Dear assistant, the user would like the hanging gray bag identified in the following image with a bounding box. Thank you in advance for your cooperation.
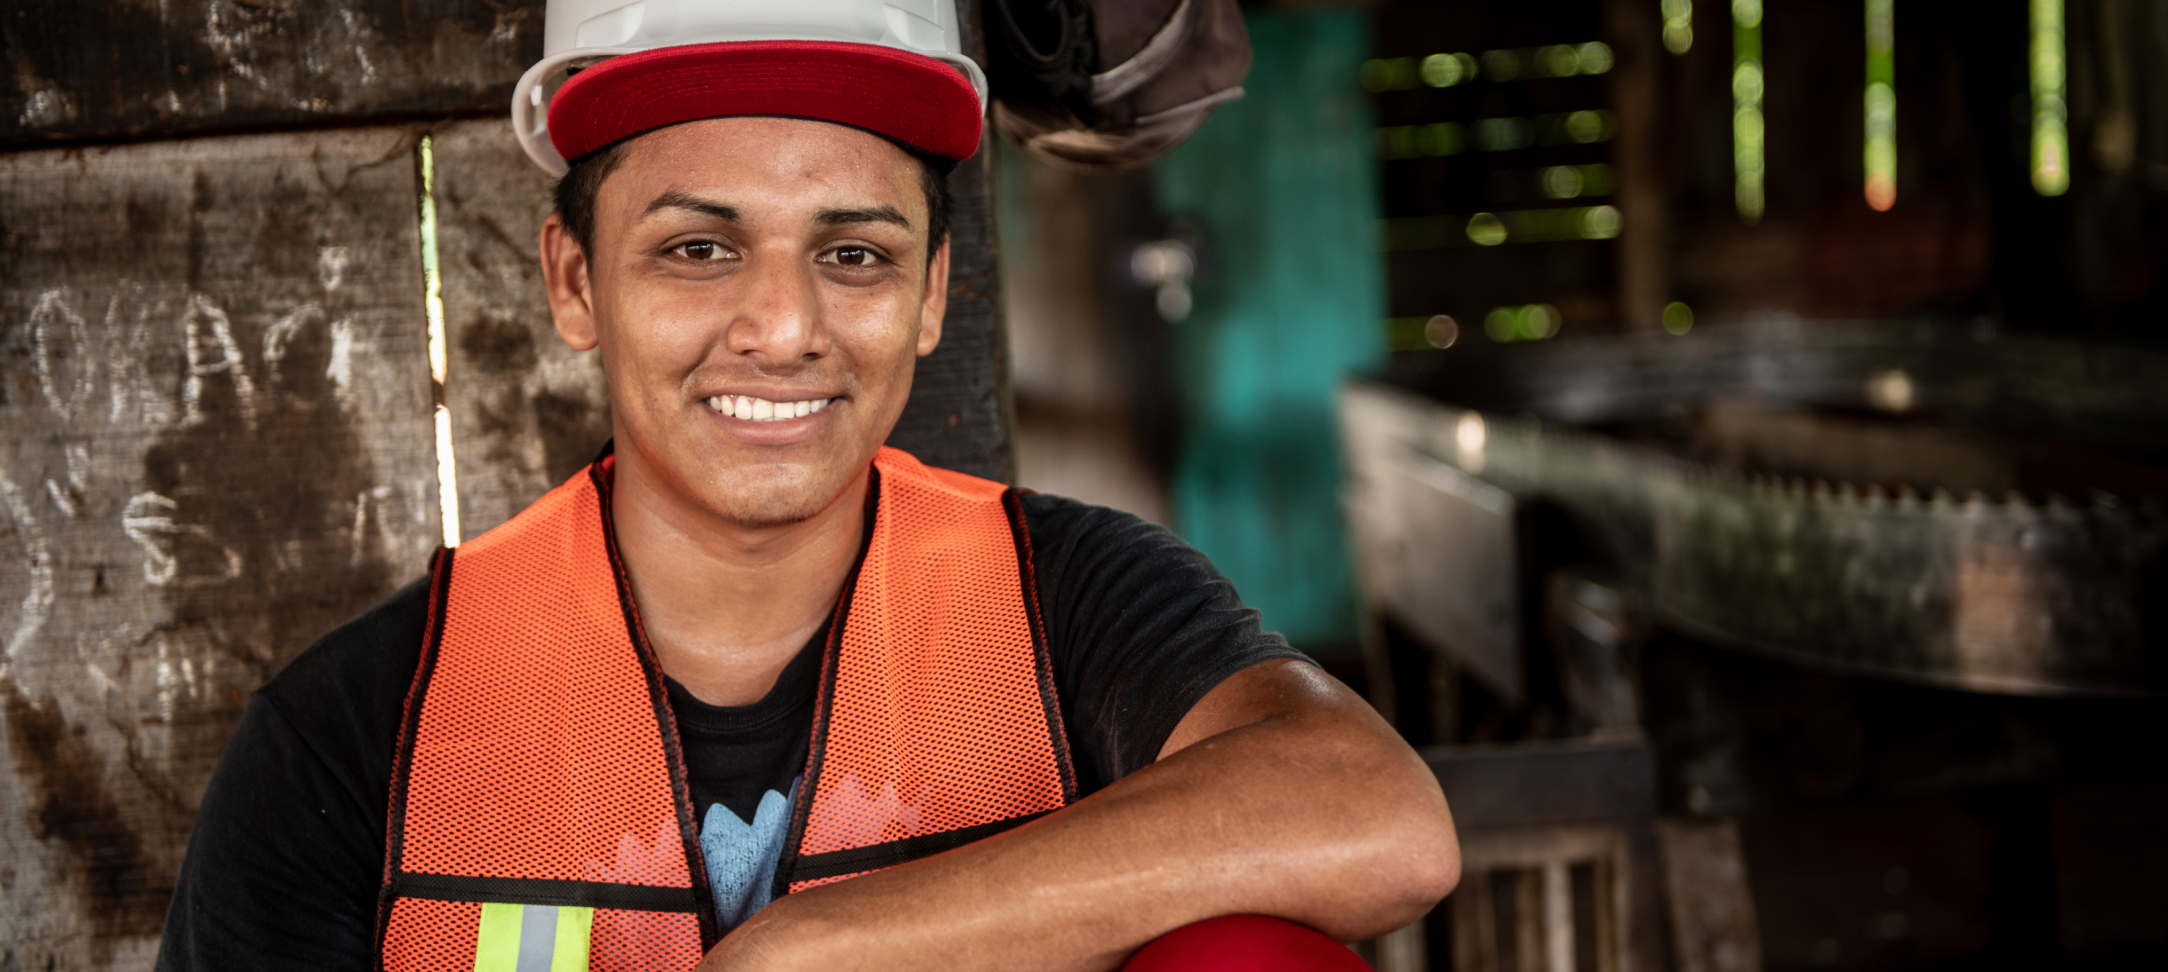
[985,0,1251,168]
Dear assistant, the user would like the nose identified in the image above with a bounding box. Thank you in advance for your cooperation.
[724,250,828,366]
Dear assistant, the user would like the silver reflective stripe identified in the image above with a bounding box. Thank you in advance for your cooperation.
[516,904,560,972]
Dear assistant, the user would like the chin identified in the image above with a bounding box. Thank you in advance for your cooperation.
[709,493,826,528]
[702,462,849,528]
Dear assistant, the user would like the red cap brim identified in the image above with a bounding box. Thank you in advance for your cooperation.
[547,41,983,166]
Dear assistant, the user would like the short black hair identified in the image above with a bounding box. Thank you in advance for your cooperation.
[551,132,953,265]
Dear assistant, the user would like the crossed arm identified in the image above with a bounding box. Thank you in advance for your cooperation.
[701,659,1462,971]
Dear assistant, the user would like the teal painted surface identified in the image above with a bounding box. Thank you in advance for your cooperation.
[1154,10,1385,647]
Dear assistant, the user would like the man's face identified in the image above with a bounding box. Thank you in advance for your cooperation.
[542,117,947,527]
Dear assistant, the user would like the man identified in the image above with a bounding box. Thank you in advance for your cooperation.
[158,9,1458,970]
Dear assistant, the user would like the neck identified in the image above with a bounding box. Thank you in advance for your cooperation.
[607,447,870,708]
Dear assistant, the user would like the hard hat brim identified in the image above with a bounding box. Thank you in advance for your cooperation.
[546,40,984,169]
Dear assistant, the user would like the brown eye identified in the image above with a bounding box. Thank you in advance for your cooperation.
[679,242,723,260]
[833,247,872,266]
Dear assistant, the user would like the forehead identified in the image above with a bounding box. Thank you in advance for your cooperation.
[600,116,924,216]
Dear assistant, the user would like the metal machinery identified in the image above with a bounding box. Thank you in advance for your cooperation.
[1341,321,2168,972]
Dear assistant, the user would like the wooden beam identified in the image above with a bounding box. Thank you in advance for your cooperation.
[0,0,546,147]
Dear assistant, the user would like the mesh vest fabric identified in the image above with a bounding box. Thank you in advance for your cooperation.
[379,448,1072,968]
[783,448,1076,891]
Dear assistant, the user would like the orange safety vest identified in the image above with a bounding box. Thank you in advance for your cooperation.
[376,447,1077,970]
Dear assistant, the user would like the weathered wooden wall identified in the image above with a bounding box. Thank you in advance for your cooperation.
[0,128,442,965]
[431,119,613,537]
[0,0,546,147]
[1,2,1011,965]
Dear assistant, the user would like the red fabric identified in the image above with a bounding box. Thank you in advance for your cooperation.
[1122,916,1373,972]
[548,40,983,164]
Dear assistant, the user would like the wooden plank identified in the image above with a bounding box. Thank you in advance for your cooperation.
[1423,739,1658,830]
[0,127,440,966]
[429,119,610,539]
[0,0,544,147]
[1601,0,1671,332]
[1656,818,1766,972]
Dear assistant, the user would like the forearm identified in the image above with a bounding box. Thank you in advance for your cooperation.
[706,665,1460,971]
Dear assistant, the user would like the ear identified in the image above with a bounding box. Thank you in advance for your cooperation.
[916,235,950,358]
[540,213,599,352]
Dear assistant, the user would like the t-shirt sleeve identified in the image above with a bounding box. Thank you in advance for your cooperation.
[156,577,430,972]
[1022,494,1311,792]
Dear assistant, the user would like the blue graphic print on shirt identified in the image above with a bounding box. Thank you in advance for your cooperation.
[699,782,796,931]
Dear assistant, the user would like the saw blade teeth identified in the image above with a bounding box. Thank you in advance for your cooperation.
[2005,493,2044,522]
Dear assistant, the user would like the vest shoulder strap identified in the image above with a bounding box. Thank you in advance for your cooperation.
[379,460,713,968]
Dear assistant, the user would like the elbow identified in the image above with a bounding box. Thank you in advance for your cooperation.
[1340,787,1462,938]
[1410,806,1463,904]
[1389,797,1463,915]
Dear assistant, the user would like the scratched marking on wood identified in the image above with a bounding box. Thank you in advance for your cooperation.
[432,119,613,538]
[0,0,544,147]
[0,128,440,967]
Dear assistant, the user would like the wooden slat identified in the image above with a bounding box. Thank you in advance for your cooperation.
[1424,739,1658,830]
[1656,818,1766,972]
[0,127,439,965]
[0,0,544,147]
[429,119,611,539]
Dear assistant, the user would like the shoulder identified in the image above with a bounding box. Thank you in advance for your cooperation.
[157,575,432,970]
[255,574,432,791]
[1016,491,1279,633]
[1013,492,1309,787]
[1016,491,1198,581]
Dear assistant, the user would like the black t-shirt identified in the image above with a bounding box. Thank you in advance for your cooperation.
[155,492,1306,970]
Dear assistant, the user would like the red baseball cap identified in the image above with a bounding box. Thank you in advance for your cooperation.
[545,40,985,168]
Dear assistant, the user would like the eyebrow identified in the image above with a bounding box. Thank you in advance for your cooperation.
[644,189,739,222]
[814,205,913,231]
[641,192,913,233]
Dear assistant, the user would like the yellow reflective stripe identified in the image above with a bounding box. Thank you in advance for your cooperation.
[551,907,595,972]
[473,902,525,972]
[473,903,592,972]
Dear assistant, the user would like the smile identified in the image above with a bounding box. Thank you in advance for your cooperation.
[705,394,834,423]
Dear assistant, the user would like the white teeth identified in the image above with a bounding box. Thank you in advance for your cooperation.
[704,395,835,423]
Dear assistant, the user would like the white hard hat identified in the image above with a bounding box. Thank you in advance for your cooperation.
[511,0,991,175]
